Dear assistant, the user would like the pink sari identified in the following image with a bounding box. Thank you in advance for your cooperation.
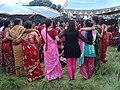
[41,29,63,81]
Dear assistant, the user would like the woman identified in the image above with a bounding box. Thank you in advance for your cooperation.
[59,20,93,80]
[91,16,102,73]
[99,19,112,64]
[0,20,4,67]
[22,21,43,82]
[41,19,63,81]
[79,19,103,79]
[2,20,15,74]
[10,18,26,77]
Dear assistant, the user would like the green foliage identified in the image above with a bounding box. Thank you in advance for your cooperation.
[0,47,120,90]
[29,0,61,11]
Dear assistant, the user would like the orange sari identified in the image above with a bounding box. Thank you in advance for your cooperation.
[10,25,26,77]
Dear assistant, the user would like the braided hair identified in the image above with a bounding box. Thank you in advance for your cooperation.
[44,19,52,51]
[85,19,93,43]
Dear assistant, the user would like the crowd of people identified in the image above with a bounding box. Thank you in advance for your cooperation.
[0,16,116,82]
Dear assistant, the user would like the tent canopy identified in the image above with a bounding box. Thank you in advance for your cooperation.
[0,3,60,18]
[0,3,36,15]
[65,0,120,10]
[26,6,60,18]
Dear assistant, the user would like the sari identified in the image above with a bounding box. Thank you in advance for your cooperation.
[79,30,97,79]
[2,28,15,74]
[22,31,43,82]
[0,30,3,67]
[99,32,112,64]
[10,25,26,77]
[41,29,63,81]
[93,24,101,74]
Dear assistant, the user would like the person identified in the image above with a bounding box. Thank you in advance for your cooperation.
[79,19,103,79]
[91,16,101,73]
[41,19,63,81]
[2,20,15,75]
[36,23,45,61]
[0,20,4,67]
[21,21,43,82]
[117,38,120,51]
[59,20,93,80]
[37,22,45,35]
[99,19,112,64]
[9,18,26,77]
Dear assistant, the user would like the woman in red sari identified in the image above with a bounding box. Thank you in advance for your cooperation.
[0,20,4,67]
[2,20,15,74]
[98,19,112,64]
[22,21,43,82]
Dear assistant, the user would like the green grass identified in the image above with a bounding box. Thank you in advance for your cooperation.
[0,47,120,90]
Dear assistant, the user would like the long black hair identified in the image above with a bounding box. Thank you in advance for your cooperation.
[14,18,22,25]
[92,16,99,24]
[85,19,93,42]
[44,19,52,40]
[2,20,10,31]
[0,20,4,28]
[67,20,76,31]
[24,21,32,29]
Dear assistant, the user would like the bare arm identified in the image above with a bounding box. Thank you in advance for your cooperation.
[55,36,61,42]
[79,31,92,45]
[6,30,14,41]
[79,27,95,31]
[58,30,65,38]
[25,29,40,35]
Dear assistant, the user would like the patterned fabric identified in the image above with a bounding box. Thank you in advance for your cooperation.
[93,25,101,74]
[41,28,63,81]
[10,25,26,77]
[99,32,112,64]
[22,31,43,82]
[2,28,15,74]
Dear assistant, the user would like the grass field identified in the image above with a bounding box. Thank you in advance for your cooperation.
[0,47,120,90]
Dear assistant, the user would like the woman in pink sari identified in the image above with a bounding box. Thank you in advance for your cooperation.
[41,19,63,81]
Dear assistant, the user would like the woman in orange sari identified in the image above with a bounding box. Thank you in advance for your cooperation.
[10,18,26,77]
[22,21,43,82]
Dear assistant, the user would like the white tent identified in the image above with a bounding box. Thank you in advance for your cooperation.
[0,3,37,15]
[25,6,60,18]
[0,3,60,18]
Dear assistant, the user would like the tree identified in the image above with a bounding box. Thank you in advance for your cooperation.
[29,0,61,11]
[56,4,61,11]
[50,4,56,10]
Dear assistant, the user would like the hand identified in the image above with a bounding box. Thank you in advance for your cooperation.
[12,39,21,45]
[61,45,64,49]
[2,38,7,42]
[92,41,95,45]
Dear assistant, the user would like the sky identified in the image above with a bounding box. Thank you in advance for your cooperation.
[0,0,67,6]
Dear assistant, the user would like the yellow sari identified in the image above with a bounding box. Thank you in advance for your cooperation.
[10,25,26,77]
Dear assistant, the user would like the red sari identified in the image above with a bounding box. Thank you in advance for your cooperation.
[99,31,112,64]
[0,30,3,67]
[22,31,43,82]
[2,28,15,74]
